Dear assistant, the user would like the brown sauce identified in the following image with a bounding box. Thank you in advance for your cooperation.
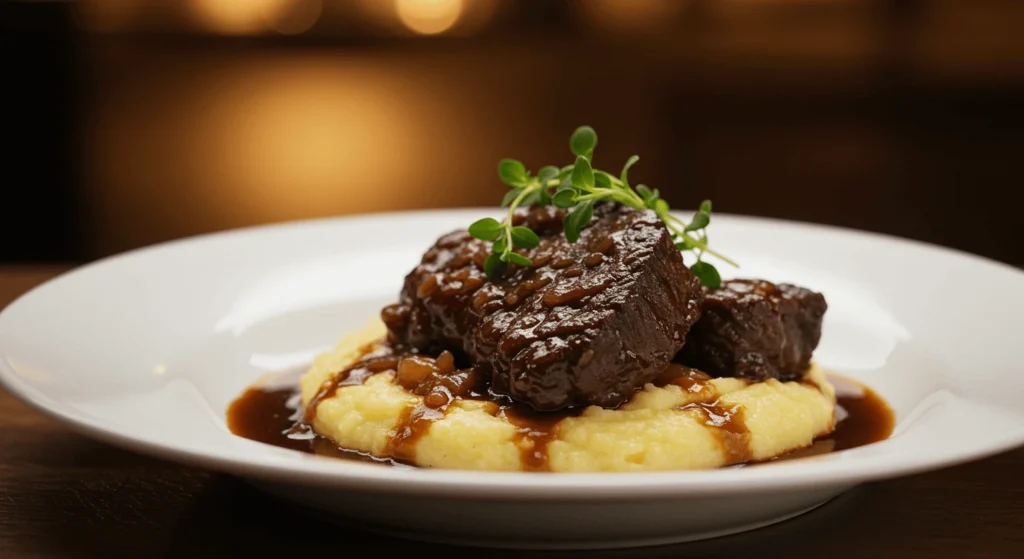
[682,401,751,463]
[303,343,401,424]
[227,355,895,471]
[802,375,896,455]
[500,404,585,471]
[225,366,405,467]
[385,403,445,463]
[653,364,713,393]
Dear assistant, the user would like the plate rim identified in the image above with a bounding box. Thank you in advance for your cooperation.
[2,208,1024,500]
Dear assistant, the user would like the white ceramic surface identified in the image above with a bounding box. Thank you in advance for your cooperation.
[2,209,1023,550]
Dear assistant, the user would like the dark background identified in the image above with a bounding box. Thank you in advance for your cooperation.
[3,0,1023,266]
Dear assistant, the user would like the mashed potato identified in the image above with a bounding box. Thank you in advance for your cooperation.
[300,317,837,472]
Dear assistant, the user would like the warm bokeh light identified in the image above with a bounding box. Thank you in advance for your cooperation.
[178,61,423,222]
[81,44,588,257]
[354,0,496,37]
[83,52,522,255]
[75,0,492,37]
[189,0,321,35]
[263,0,322,35]
[188,0,270,34]
[394,0,464,35]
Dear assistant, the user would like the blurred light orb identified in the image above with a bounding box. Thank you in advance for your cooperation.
[263,0,322,35]
[190,0,320,35]
[395,0,464,35]
[189,0,267,34]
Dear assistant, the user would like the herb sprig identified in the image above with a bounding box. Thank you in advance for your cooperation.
[468,126,737,288]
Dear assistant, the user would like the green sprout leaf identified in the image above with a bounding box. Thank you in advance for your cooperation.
[520,190,542,206]
[690,261,721,289]
[507,252,532,267]
[536,186,551,206]
[571,155,595,191]
[636,185,657,207]
[537,165,560,184]
[500,187,524,207]
[498,159,528,187]
[684,210,710,232]
[564,200,594,243]
[569,126,597,159]
[510,226,540,249]
[552,189,577,208]
[471,125,737,289]
[620,155,639,187]
[484,253,507,279]
[468,217,502,241]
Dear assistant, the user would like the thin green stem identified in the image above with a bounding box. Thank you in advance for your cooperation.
[574,190,637,207]
[663,213,688,228]
[620,187,646,208]
[499,181,541,262]
[506,183,538,225]
[659,210,739,267]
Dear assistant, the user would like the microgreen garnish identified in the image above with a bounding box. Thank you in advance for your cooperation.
[468,126,738,288]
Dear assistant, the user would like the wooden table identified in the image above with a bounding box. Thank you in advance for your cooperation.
[1,266,1021,558]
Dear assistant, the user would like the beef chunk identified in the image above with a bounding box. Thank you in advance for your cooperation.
[678,279,827,382]
[381,203,704,411]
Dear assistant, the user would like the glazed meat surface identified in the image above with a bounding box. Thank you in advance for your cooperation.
[381,203,704,411]
[677,279,827,382]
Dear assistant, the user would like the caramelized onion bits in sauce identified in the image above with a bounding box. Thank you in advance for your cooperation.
[226,366,401,466]
[303,342,400,424]
[228,351,895,471]
[385,348,589,470]
[381,204,707,412]
[386,351,488,463]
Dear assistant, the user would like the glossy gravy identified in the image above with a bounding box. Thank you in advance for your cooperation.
[227,358,895,470]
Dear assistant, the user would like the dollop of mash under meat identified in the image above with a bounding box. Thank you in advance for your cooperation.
[299,317,837,472]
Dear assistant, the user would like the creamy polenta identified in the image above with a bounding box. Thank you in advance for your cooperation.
[300,317,837,472]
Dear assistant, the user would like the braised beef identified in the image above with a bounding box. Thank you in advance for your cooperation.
[381,203,704,411]
[678,279,827,382]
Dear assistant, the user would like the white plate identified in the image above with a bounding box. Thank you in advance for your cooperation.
[2,208,1023,550]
